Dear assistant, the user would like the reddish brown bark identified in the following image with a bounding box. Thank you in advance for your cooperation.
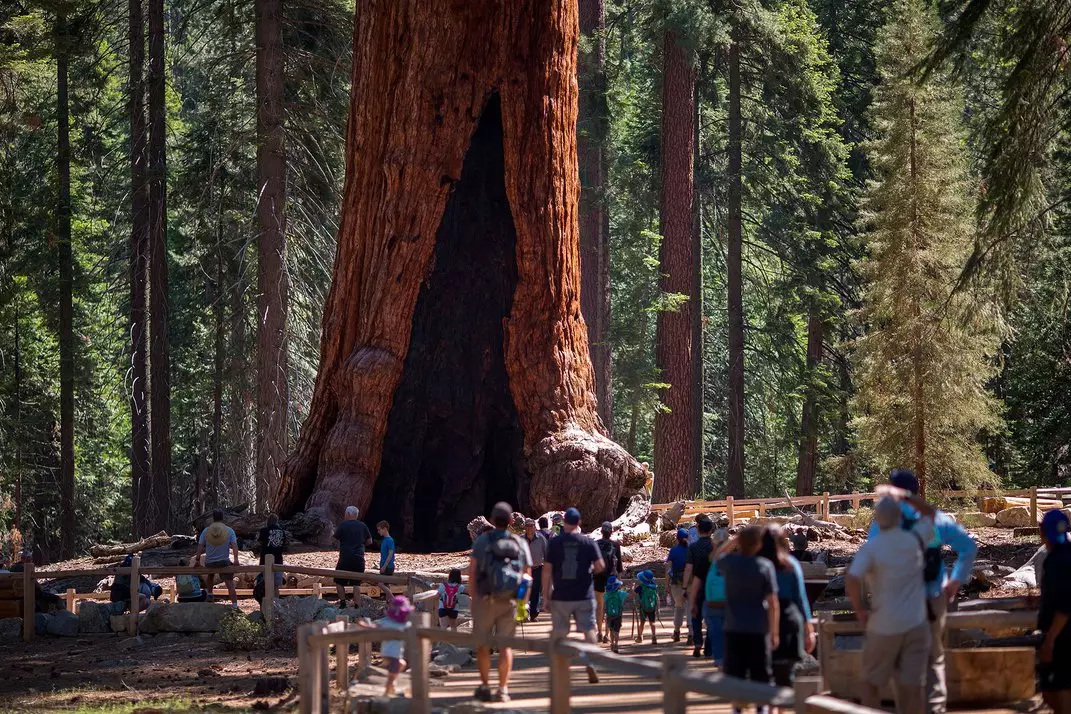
[57,14,75,558]
[255,0,288,512]
[652,30,696,504]
[795,307,823,496]
[726,32,746,498]
[272,0,643,547]
[577,0,612,430]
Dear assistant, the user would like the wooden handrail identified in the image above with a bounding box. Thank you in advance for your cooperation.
[819,609,1037,634]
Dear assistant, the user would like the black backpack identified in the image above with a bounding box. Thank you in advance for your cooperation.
[597,538,618,575]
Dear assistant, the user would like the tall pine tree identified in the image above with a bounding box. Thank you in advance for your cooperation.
[853,0,1001,495]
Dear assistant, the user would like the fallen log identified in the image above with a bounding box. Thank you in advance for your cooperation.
[89,531,171,558]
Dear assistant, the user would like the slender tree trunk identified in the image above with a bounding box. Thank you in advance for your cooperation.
[577,0,612,430]
[147,0,171,531]
[210,246,225,510]
[129,0,152,537]
[907,96,926,497]
[795,307,823,495]
[725,31,746,498]
[272,0,642,547]
[13,300,22,532]
[255,0,288,514]
[691,66,704,497]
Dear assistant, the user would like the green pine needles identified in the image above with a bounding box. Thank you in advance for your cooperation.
[852,0,1003,494]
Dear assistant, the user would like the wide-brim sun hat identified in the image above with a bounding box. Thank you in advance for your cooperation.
[637,569,655,587]
[387,595,413,623]
[205,522,230,547]
[606,575,621,591]
[1042,509,1070,546]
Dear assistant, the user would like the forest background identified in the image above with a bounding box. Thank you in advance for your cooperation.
[1,0,1068,559]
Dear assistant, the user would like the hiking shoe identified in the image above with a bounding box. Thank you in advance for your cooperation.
[493,688,511,703]
[611,642,619,654]
[685,635,694,647]
[651,635,658,645]
[673,629,681,642]
[634,636,643,644]
[474,685,492,702]
[692,646,702,658]
[586,665,599,683]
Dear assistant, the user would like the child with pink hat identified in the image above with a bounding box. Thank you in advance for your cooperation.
[354,595,413,696]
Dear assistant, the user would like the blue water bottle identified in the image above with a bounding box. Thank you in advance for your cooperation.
[516,573,532,600]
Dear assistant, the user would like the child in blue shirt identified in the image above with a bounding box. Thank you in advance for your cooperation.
[377,520,396,575]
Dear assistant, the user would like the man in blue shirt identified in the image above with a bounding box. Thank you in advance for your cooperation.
[867,469,977,714]
[665,528,691,643]
[377,520,396,575]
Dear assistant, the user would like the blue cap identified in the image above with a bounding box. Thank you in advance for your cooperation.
[676,528,689,541]
[606,575,621,591]
[1041,509,1069,546]
[564,507,581,526]
[890,468,919,494]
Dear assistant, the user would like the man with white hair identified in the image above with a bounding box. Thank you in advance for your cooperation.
[847,493,937,714]
[333,505,373,608]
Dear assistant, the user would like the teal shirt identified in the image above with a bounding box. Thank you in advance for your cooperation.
[380,535,395,570]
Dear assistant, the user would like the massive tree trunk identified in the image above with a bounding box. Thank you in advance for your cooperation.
[255,0,288,513]
[147,0,171,531]
[725,31,746,498]
[577,0,612,431]
[795,307,822,496]
[129,0,153,537]
[652,30,696,503]
[272,0,643,549]
[57,14,76,558]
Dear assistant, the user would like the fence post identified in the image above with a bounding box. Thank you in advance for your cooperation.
[1030,486,1038,523]
[758,502,766,517]
[661,653,689,714]
[297,623,313,714]
[822,492,830,520]
[549,637,572,714]
[851,491,860,512]
[263,554,275,629]
[22,562,34,642]
[407,611,431,714]
[726,496,735,527]
[358,640,371,682]
[167,581,176,603]
[128,555,141,636]
[312,580,322,600]
[335,616,349,691]
[66,587,76,612]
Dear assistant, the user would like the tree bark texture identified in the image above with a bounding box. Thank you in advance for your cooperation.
[129,0,153,537]
[57,16,76,558]
[691,73,704,497]
[272,0,643,548]
[726,33,746,498]
[652,30,696,503]
[255,0,288,513]
[795,307,823,496]
[147,0,172,531]
[577,0,612,430]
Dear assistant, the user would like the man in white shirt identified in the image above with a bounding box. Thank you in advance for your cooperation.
[847,493,936,714]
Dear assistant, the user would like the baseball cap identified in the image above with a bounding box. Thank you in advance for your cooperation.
[890,468,919,494]
[1041,509,1069,546]
[676,528,689,540]
[564,507,581,526]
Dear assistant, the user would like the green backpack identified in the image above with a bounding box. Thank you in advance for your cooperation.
[639,583,659,613]
[604,590,625,619]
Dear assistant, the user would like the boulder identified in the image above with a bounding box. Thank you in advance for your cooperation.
[958,511,997,528]
[35,612,51,635]
[272,596,336,633]
[110,614,128,632]
[996,506,1036,528]
[432,642,473,667]
[77,601,112,633]
[140,602,234,633]
[46,609,81,637]
[315,607,340,622]
[466,516,493,543]
[0,617,22,638]
[658,530,679,548]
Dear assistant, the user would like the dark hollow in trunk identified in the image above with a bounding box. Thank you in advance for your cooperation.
[371,97,525,551]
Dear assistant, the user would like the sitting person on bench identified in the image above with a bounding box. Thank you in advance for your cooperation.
[110,554,161,613]
[175,558,207,602]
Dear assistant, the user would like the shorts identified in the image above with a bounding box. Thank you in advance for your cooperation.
[472,597,517,641]
[335,556,366,586]
[206,560,234,580]
[607,616,623,633]
[724,631,772,683]
[439,607,459,620]
[639,609,657,624]
[861,622,931,687]
[1038,642,1071,692]
[593,574,608,593]
[773,661,796,687]
[551,599,597,636]
[386,657,404,673]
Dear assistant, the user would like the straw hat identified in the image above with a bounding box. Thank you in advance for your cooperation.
[205,522,230,547]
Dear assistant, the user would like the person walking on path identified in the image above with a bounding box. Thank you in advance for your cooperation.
[718,526,780,699]
[603,576,628,653]
[544,506,603,684]
[848,495,936,714]
[634,569,660,644]
[525,518,549,621]
[194,509,240,607]
[537,516,553,542]
[257,513,288,566]
[594,521,623,642]
[665,528,691,643]
[1037,509,1071,714]
[333,506,373,609]
[438,568,465,630]
[685,515,717,658]
[703,540,728,667]
[377,521,396,575]
[867,469,977,714]
[758,526,815,690]
[469,501,532,703]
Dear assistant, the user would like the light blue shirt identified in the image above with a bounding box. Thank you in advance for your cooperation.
[866,502,977,598]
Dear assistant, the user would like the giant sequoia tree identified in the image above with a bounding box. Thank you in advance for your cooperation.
[272,0,643,548]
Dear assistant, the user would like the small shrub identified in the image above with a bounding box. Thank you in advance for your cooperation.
[219,608,265,650]
[843,506,874,530]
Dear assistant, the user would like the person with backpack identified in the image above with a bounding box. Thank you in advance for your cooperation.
[544,507,604,683]
[758,525,815,692]
[704,542,728,667]
[524,519,548,621]
[634,569,660,644]
[867,469,977,714]
[1037,509,1071,714]
[594,521,623,643]
[685,515,717,658]
[665,528,691,643]
[468,501,532,703]
[438,568,465,630]
[603,576,627,653]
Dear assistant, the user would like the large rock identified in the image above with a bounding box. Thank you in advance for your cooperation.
[959,511,997,528]
[996,506,1036,528]
[0,617,22,638]
[140,602,234,633]
[432,642,473,667]
[78,601,112,633]
[658,530,679,548]
[45,610,81,637]
[273,596,336,629]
